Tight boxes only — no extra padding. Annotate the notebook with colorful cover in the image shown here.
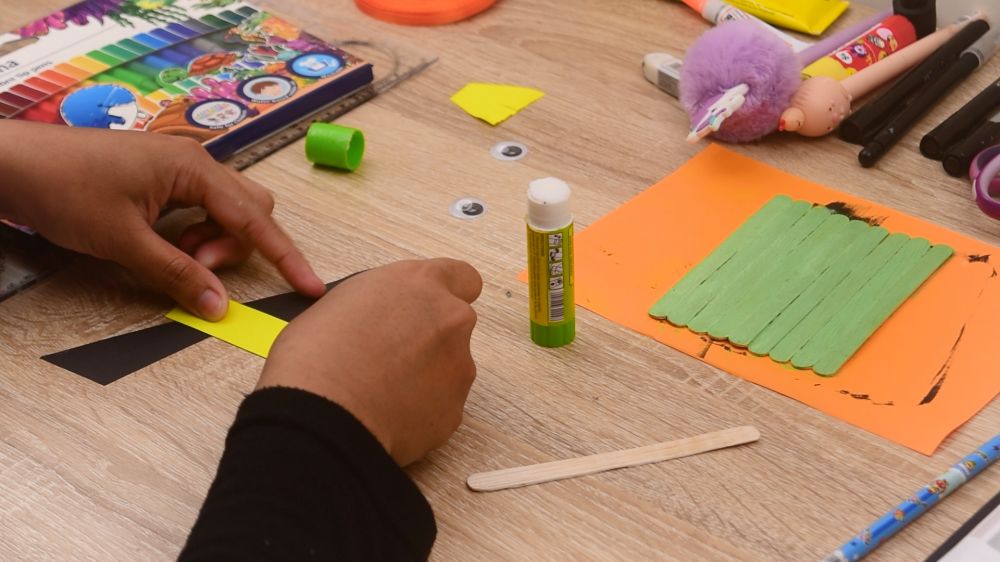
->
[0,0,373,159]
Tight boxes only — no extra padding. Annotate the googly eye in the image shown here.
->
[449,196,487,220]
[491,141,528,161]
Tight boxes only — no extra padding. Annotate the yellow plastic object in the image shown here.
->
[355,0,498,25]
[450,83,544,126]
[722,0,848,35]
[166,301,288,358]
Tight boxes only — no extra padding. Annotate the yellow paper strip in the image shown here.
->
[166,301,288,358]
[450,82,545,126]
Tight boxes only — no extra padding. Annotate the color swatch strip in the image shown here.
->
[648,195,954,376]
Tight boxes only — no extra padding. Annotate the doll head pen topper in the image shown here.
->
[779,16,978,136]
[678,9,899,143]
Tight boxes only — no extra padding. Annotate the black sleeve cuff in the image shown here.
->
[181,386,436,561]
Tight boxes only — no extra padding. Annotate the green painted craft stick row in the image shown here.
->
[648,195,796,321]
[769,233,909,363]
[723,214,859,346]
[689,205,831,335]
[811,243,953,375]
[747,224,889,355]
[791,236,931,369]
[647,194,955,376]
[665,199,813,327]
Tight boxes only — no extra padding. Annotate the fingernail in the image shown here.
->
[196,251,218,270]
[198,289,226,320]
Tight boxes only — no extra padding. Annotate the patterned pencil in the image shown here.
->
[822,433,1000,562]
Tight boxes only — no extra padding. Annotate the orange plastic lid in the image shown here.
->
[355,0,498,25]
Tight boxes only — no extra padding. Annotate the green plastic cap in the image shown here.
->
[305,122,365,171]
[530,320,575,348]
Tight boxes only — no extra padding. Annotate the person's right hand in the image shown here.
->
[257,259,483,466]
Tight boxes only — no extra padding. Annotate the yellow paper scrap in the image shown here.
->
[450,83,545,126]
[166,301,288,358]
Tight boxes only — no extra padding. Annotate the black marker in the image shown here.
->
[942,109,1000,177]
[859,31,1000,168]
[839,17,989,145]
[893,0,936,39]
[921,76,1000,159]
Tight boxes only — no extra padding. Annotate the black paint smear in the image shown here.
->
[968,254,991,263]
[42,276,357,385]
[824,202,885,226]
[920,324,966,405]
[698,337,749,359]
[838,390,894,406]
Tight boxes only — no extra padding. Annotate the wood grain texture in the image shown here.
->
[1,1,999,560]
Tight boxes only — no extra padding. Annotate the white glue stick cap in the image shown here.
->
[527,177,572,231]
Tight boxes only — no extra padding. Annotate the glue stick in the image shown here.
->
[527,177,575,347]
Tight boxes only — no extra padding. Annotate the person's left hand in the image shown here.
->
[0,121,326,319]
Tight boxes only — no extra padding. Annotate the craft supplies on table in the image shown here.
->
[716,0,848,36]
[305,122,365,170]
[839,18,990,144]
[450,82,545,126]
[527,178,575,348]
[921,77,1000,161]
[541,145,1000,454]
[467,426,760,492]
[0,1,373,160]
[973,145,1000,220]
[821,434,1000,562]
[648,195,953,376]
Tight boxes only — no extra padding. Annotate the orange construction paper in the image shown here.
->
[533,145,1000,455]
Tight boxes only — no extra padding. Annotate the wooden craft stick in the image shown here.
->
[467,425,760,492]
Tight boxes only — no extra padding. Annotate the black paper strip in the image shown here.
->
[42,277,353,385]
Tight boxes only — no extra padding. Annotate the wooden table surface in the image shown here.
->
[1,1,998,560]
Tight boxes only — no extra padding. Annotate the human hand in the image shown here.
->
[257,259,483,466]
[0,121,325,319]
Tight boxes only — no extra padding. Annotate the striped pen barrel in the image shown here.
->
[823,434,1000,561]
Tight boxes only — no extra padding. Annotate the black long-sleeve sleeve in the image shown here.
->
[180,386,436,561]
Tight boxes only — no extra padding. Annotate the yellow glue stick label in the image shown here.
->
[528,222,575,332]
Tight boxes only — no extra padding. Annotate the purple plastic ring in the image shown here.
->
[972,145,1000,220]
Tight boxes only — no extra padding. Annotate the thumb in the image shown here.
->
[116,223,230,320]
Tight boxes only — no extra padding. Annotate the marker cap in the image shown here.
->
[305,122,365,171]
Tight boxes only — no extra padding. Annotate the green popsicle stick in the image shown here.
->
[648,195,796,320]
[689,205,831,335]
[723,214,859,346]
[790,236,931,369]
[811,243,953,375]
[663,200,814,327]
[769,232,908,363]
[748,224,888,356]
